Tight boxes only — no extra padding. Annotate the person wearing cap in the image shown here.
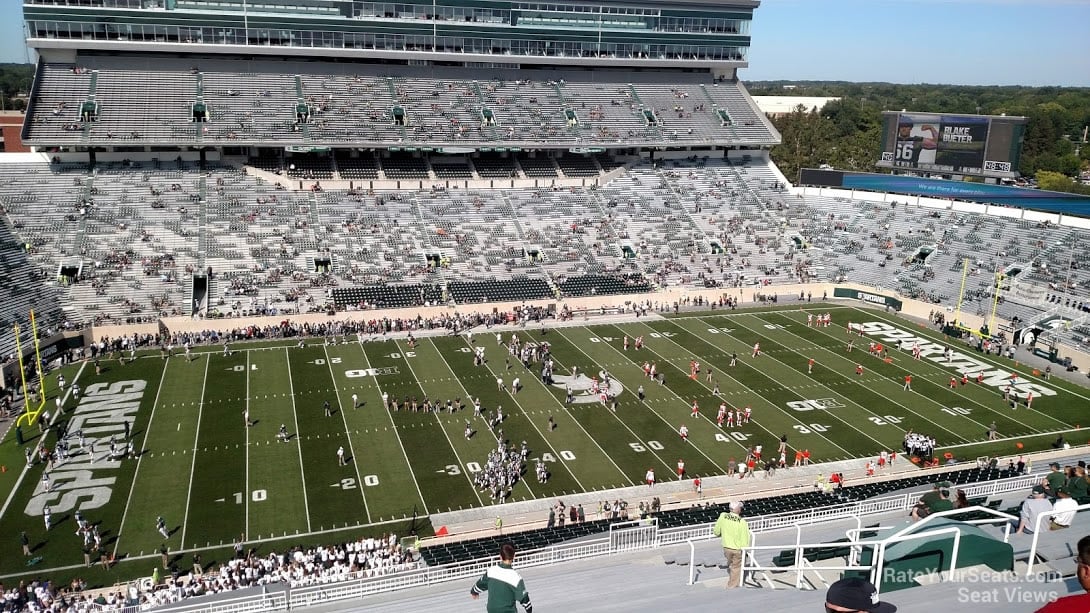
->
[918,480,951,508]
[1045,462,1066,495]
[1051,489,1077,530]
[826,577,897,612]
[1035,535,1090,612]
[712,501,751,589]
[1015,485,1054,534]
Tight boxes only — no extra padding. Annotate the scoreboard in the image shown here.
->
[877,111,1027,178]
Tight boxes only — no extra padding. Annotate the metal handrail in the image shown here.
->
[145,471,1050,612]
[1025,502,1090,576]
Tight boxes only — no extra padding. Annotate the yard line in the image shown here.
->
[591,322,844,460]
[354,342,432,514]
[389,342,485,506]
[656,317,938,447]
[762,311,1057,435]
[284,348,313,532]
[937,426,1084,452]
[843,306,1090,416]
[662,305,855,321]
[0,514,416,582]
[519,331,676,477]
[549,327,736,464]
[722,313,981,441]
[455,335,597,491]
[621,320,866,455]
[0,361,86,523]
[180,357,210,548]
[428,337,537,500]
[245,351,251,539]
[322,345,371,524]
[113,359,168,557]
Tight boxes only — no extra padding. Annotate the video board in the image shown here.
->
[877,112,1027,177]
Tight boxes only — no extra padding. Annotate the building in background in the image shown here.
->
[0,111,28,152]
[752,96,839,117]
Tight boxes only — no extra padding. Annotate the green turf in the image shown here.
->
[1,304,1086,587]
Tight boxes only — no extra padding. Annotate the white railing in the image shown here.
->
[150,469,1049,612]
[1025,502,1090,576]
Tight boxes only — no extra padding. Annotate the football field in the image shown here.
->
[2,304,1087,581]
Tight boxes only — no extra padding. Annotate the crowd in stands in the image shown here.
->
[1,534,417,613]
[74,304,557,360]
[1013,459,1090,534]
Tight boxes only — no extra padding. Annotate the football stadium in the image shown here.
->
[1,1,1089,611]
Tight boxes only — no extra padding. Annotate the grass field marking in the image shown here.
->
[661,305,855,320]
[284,348,313,532]
[731,312,986,442]
[113,358,168,557]
[470,333,636,489]
[245,350,251,538]
[391,340,486,507]
[180,357,210,548]
[618,319,854,458]
[938,426,1084,452]
[620,320,854,459]
[678,316,941,449]
[0,512,419,583]
[0,361,87,524]
[427,337,537,500]
[770,311,1065,434]
[321,344,372,524]
[818,306,1075,431]
[516,330,677,479]
[455,335,596,491]
[352,342,432,514]
[555,325,733,470]
[844,306,1090,415]
[768,311,1019,434]
[634,318,886,454]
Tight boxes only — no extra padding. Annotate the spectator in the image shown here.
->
[1015,486,1054,535]
[1044,462,1066,495]
[469,543,532,613]
[1051,489,1077,530]
[953,489,970,509]
[712,501,750,589]
[1066,466,1089,501]
[1035,535,1090,612]
[825,577,897,612]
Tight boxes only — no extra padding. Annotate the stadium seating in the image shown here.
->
[8,153,1090,333]
[419,464,1020,567]
[557,274,653,297]
[22,57,781,148]
[448,277,554,303]
[332,284,444,309]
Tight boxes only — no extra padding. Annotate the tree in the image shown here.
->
[1035,170,1090,195]
[749,81,1090,180]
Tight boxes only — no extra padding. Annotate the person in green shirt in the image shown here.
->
[1044,463,1066,495]
[928,488,955,513]
[911,486,954,520]
[1066,466,1089,501]
[470,543,532,613]
[713,501,751,589]
[918,480,952,508]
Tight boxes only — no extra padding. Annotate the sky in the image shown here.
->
[0,0,1087,86]
[745,0,1090,86]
